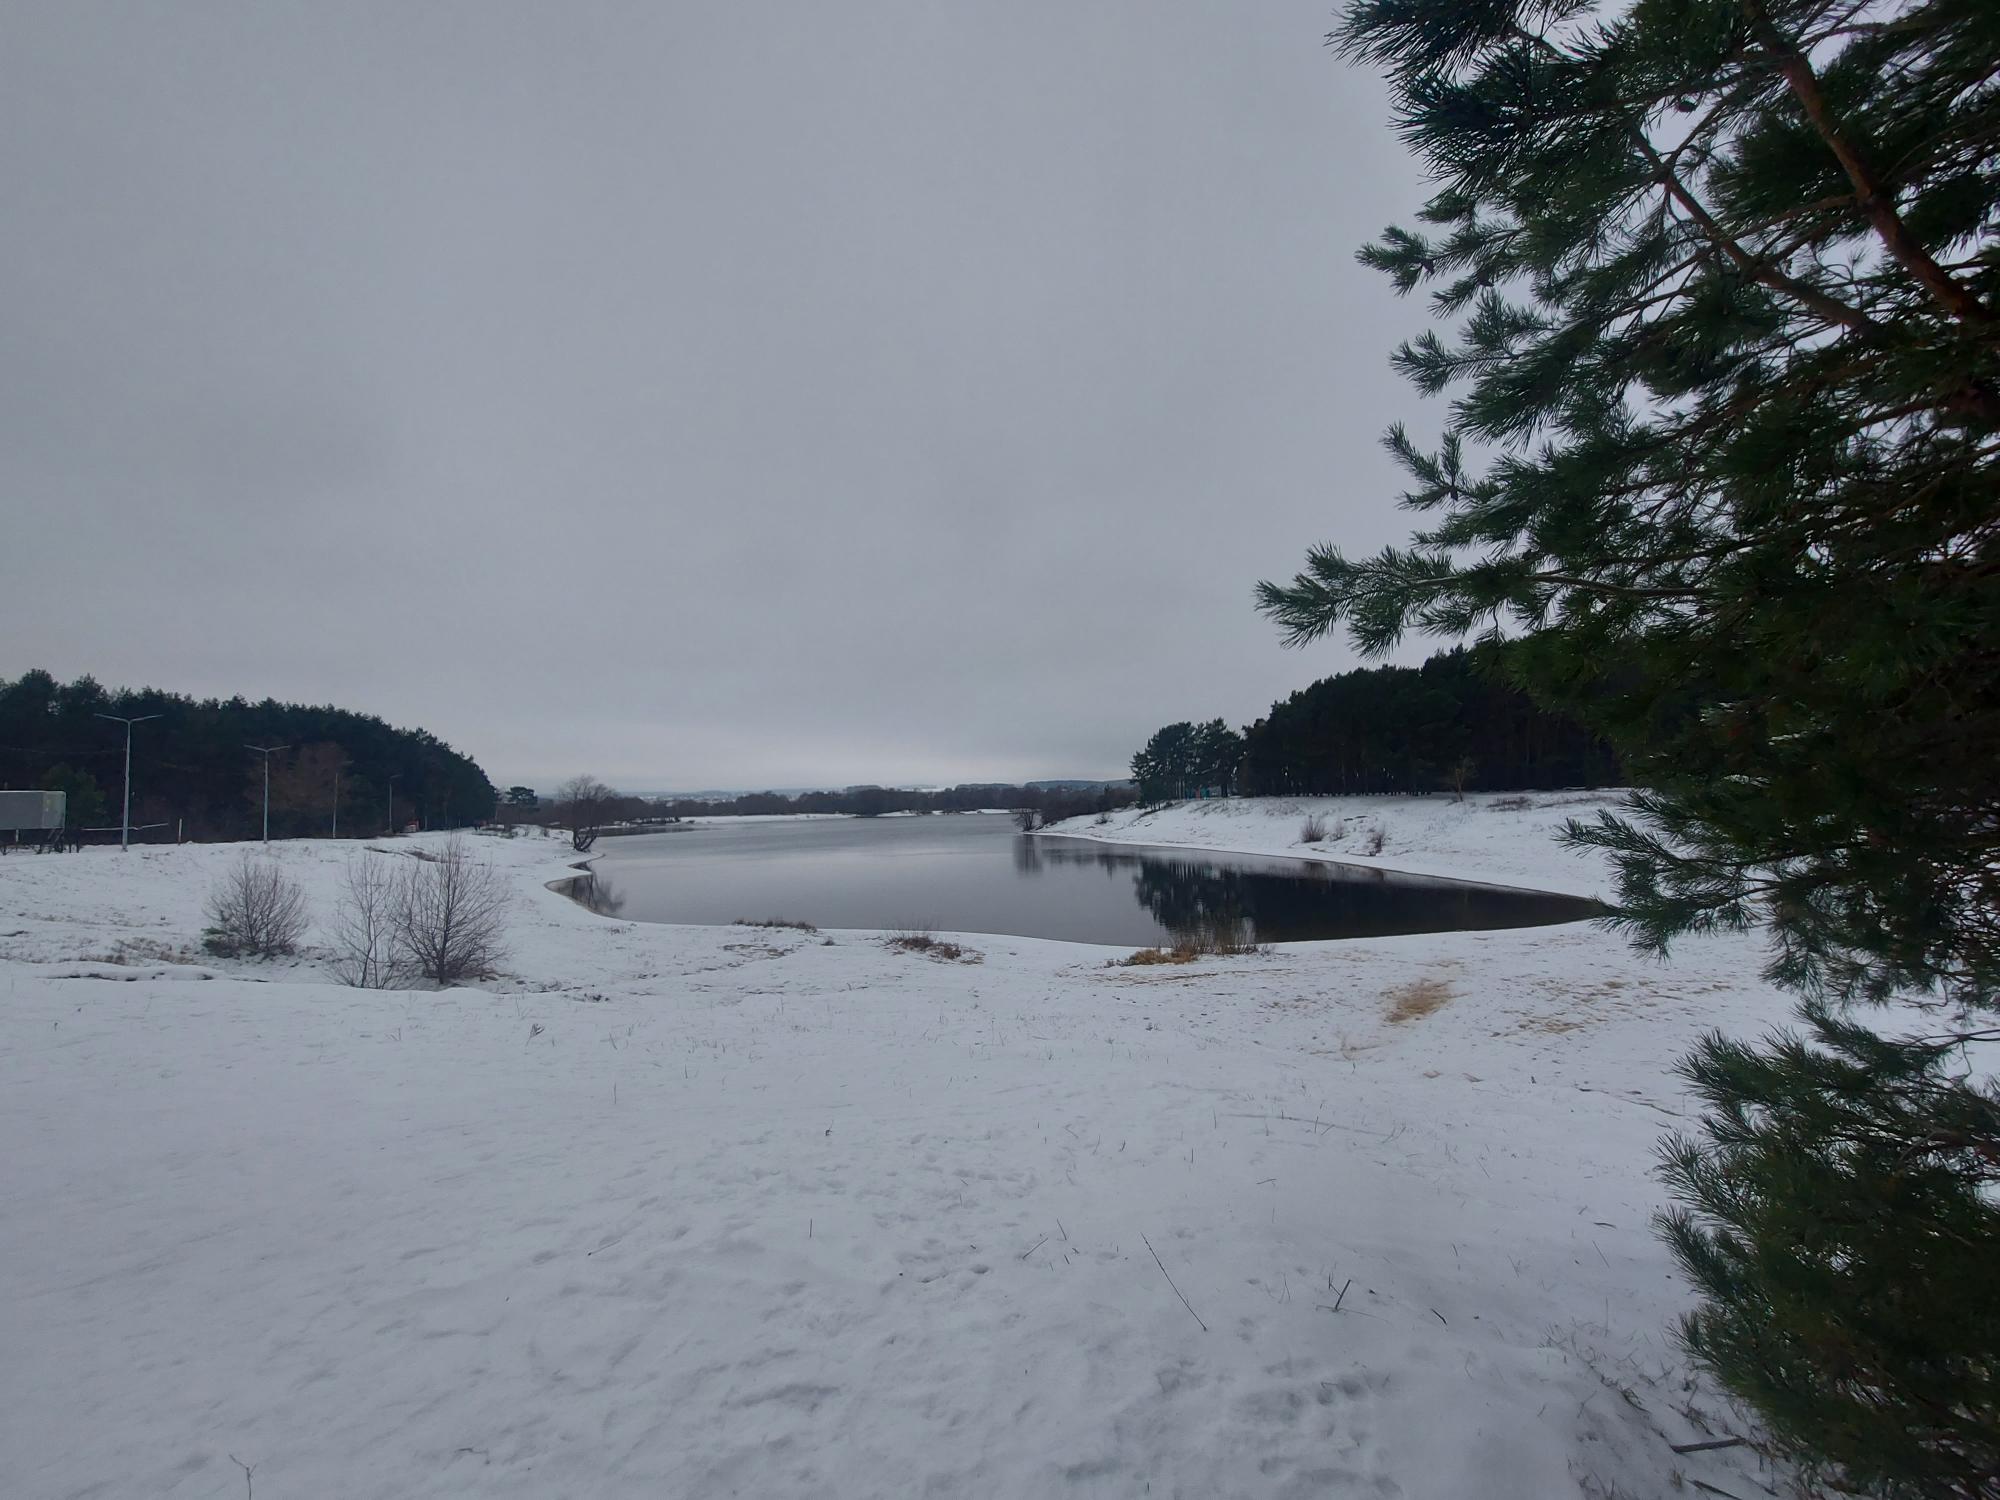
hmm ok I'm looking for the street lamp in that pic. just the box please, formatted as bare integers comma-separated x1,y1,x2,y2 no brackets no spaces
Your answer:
331,756,354,838
94,712,162,851
386,771,402,837
245,744,287,842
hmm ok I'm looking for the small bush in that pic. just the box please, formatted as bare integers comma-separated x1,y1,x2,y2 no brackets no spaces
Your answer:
331,853,400,987
203,854,309,958
1300,814,1327,843
392,837,509,982
1488,795,1533,812
735,917,818,933
1363,824,1386,856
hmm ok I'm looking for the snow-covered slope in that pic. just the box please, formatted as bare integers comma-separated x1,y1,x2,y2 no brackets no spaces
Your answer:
1043,790,1629,900
1,828,1790,1499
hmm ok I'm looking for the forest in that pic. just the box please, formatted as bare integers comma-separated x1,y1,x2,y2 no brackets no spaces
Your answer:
1137,646,1619,802
0,670,497,842
1238,647,1617,796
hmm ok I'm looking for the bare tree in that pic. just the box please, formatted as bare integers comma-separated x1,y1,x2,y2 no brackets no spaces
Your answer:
1447,757,1476,803
204,853,309,958
554,774,617,852
330,852,399,987
392,837,509,982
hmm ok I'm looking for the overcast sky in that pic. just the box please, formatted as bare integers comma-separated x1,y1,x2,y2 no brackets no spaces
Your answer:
3,2,1438,792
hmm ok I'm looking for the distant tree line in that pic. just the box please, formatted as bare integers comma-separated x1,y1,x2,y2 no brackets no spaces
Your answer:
0,669,497,842
500,778,1137,830
1134,646,1618,804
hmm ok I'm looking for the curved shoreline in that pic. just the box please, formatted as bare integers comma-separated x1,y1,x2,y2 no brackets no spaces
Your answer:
545,815,1603,942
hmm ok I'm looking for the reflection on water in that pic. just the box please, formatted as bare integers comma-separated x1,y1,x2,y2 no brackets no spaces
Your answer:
562,815,1601,947
561,873,626,917
1033,838,1594,946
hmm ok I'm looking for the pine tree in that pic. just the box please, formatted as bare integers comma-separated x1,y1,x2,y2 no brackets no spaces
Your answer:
1131,722,1200,803
1257,0,2000,1488
1659,1006,2000,1497
1192,719,1245,797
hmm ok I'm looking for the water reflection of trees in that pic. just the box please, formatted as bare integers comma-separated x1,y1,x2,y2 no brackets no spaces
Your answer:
564,874,627,918
1035,842,1280,944
1032,838,1599,943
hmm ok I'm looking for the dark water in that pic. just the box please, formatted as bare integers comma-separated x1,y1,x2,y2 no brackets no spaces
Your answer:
563,814,1600,947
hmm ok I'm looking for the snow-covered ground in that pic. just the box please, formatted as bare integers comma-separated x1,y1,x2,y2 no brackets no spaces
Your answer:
1,806,1795,1499
1040,790,1626,900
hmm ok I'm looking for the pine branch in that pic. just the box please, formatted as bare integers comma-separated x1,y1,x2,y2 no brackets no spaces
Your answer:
1632,133,1886,342
1740,0,2000,335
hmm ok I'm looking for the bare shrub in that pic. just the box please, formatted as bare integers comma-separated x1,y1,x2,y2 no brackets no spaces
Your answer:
392,837,509,982
734,917,818,933
1363,823,1386,856
1488,794,1533,812
331,852,400,987
203,853,309,958
1447,757,1476,802
1014,807,1043,832
1299,813,1327,843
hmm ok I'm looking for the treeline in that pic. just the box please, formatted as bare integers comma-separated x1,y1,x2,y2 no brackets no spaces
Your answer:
506,780,1136,827
0,670,497,842
1136,646,1618,801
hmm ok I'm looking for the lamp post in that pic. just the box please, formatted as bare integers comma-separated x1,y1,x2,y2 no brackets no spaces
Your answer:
94,712,162,851
245,744,287,842
331,756,353,839
386,772,402,837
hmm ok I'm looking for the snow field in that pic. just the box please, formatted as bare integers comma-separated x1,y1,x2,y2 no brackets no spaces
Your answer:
2,808,1792,1498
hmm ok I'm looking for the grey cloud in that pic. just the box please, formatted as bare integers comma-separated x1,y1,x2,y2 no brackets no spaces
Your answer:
3,1,1434,791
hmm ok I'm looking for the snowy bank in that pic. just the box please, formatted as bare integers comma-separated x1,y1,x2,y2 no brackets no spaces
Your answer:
1041,790,1629,901
1,829,1792,1498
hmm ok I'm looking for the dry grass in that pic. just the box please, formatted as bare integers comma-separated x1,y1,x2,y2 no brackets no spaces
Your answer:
1384,976,1454,1023
884,931,982,963
734,917,818,933
1114,930,1265,967
89,936,204,967
1117,945,1203,966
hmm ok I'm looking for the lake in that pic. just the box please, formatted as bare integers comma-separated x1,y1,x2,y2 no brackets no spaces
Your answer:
561,814,1601,947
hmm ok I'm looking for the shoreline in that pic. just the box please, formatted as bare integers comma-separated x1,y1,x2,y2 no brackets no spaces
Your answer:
1035,790,1624,903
